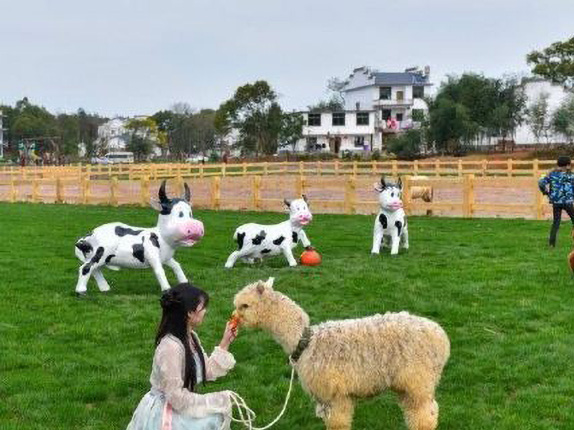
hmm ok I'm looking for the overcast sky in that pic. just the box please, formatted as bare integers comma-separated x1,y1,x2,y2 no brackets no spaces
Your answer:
0,0,572,117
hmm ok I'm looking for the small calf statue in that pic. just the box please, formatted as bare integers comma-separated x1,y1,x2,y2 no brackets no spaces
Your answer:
372,176,409,255
74,180,204,296
225,195,313,268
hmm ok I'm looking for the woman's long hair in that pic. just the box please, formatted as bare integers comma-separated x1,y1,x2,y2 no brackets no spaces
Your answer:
156,283,209,392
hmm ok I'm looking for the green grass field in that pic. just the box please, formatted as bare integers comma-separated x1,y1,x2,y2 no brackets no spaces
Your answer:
1,202,574,430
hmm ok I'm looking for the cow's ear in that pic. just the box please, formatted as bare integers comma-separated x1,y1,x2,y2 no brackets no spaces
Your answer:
284,198,292,209
150,198,163,212
373,182,384,193
302,194,308,204
182,183,191,202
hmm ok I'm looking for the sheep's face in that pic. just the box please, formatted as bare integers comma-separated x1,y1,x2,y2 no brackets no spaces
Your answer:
233,278,275,328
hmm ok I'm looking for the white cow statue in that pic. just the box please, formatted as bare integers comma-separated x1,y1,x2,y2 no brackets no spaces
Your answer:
74,180,204,296
225,195,313,268
371,176,409,255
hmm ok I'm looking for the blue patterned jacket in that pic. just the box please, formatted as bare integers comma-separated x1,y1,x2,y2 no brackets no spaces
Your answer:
538,170,574,204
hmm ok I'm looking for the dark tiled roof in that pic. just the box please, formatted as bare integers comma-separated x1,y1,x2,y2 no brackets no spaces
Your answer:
374,72,430,85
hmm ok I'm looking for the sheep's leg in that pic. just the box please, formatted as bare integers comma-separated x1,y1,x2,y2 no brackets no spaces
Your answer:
399,393,439,430
323,398,354,430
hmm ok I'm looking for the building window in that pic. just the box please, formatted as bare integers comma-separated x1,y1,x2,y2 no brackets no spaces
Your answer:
412,109,425,121
332,112,345,126
396,113,404,122
381,109,392,120
354,136,365,147
396,91,404,101
307,113,321,126
356,112,369,126
413,86,424,99
379,87,391,100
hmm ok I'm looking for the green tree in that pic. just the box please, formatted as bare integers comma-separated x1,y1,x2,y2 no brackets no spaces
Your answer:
527,36,574,88
215,81,283,156
387,129,423,160
125,117,158,161
428,98,478,154
527,92,552,143
552,95,574,143
279,112,304,151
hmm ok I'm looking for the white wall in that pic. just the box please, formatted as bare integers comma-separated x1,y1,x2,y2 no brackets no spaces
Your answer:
515,81,571,145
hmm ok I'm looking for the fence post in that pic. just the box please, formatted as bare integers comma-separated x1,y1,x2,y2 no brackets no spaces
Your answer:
507,158,513,177
482,159,487,177
211,176,221,210
140,176,150,207
10,179,17,202
200,164,204,179
318,160,322,176
392,160,398,177
242,162,247,176
222,163,226,177
372,160,377,174
299,161,304,176
110,176,119,206
533,159,540,177
414,160,419,176
32,178,40,203
252,175,261,211
55,178,64,203
264,162,268,176
463,174,475,218
353,160,358,177
81,174,89,204
458,159,463,177
176,171,184,196
435,159,440,177
403,175,411,215
296,175,306,197
335,159,340,176
344,176,356,214
534,176,544,220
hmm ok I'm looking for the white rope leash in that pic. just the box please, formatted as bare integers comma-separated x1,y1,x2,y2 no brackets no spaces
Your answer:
226,365,296,430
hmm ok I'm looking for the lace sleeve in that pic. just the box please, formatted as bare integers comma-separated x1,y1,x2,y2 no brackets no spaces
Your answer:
155,337,231,418
204,346,236,381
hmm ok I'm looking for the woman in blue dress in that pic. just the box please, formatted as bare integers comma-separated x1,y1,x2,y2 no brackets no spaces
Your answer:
127,283,237,430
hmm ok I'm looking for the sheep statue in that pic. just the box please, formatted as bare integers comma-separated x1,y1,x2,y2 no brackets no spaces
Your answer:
233,278,450,430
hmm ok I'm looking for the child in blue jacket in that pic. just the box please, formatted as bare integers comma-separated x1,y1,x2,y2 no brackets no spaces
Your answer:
538,155,574,247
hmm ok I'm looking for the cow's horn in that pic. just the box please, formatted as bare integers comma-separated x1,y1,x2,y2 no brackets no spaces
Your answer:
183,183,191,202
284,198,292,207
380,176,387,189
159,180,169,203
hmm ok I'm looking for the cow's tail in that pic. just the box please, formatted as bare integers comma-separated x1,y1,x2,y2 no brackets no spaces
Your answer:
74,235,94,263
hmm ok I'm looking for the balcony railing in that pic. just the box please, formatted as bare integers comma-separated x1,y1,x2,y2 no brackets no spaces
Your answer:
374,98,414,106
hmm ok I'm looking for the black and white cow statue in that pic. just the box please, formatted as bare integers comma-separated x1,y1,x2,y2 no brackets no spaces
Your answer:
371,176,409,256
74,181,204,296
224,195,313,268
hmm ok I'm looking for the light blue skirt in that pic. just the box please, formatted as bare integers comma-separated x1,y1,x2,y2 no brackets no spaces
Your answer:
126,390,225,430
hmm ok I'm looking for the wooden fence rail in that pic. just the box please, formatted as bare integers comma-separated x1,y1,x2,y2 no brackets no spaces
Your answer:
0,158,558,181
0,174,552,220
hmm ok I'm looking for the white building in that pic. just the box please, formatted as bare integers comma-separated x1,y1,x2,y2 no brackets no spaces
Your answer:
296,66,432,154
515,79,571,145
95,116,162,156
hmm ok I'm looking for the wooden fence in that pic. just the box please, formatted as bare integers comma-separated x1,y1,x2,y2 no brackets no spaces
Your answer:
0,159,560,181
0,174,552,220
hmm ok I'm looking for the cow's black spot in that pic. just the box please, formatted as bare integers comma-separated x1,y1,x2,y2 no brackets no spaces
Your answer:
292,232,299,243
105,254,115,264
92,247,104,263
395,220,402,237
261,249,272,254
252,230,267,245
273,236,285,246
236,232,246,250
75,240,92,257
81,247,105,275
160,198,188,215
379,213,388,229
132,239,145,263
150,233,160,248
115,226,143,237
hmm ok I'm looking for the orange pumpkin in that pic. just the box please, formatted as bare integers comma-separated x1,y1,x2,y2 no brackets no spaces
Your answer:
301,248,322,266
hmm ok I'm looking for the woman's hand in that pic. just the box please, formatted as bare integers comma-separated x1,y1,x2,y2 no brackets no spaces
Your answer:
219,321,238,351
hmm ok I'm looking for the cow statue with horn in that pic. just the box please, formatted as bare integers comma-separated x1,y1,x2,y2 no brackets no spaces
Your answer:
372,176,409,256
225,195,313,268
73,180,204,296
